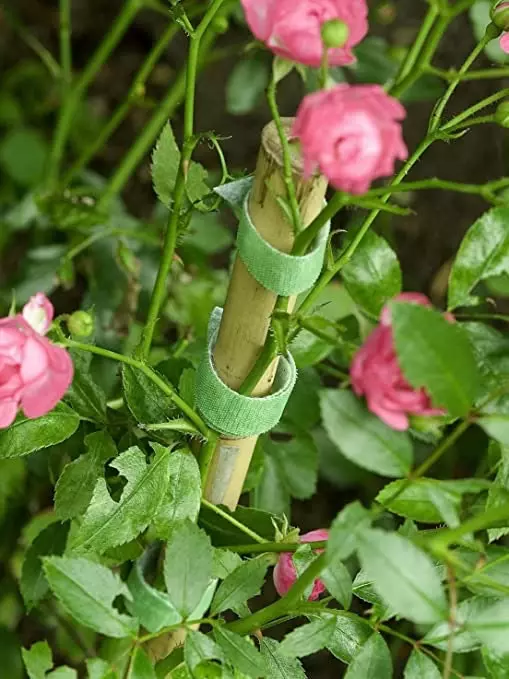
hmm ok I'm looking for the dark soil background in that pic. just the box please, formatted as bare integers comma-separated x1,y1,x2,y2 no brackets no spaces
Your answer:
0,1,507,676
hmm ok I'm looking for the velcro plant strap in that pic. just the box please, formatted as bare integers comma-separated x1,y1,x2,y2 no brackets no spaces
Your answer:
196,307,297,438
215,178,331,296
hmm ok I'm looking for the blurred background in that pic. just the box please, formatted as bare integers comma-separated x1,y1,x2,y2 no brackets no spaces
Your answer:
0,1,507,676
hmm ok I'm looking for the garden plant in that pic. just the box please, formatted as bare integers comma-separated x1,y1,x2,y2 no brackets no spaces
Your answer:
3,0,509,677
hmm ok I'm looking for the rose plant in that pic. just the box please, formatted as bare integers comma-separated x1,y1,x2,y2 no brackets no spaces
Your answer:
1,1,509,678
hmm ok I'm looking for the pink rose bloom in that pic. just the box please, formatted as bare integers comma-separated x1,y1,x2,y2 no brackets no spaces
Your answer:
494,2,509,52
0,294,73,428
273,529,328,600
240,0,368,67
351,293,445,431
292,85,408,195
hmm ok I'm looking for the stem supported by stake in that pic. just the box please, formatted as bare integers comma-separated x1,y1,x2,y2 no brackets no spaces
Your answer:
201,120,327,510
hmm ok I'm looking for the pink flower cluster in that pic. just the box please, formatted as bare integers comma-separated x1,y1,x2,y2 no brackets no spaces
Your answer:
351,294,445,431
0,294,73,428
240,0,408,194
273,529,329,600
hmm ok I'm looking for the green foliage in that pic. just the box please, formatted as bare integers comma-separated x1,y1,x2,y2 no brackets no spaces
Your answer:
70,444,172,554
341,230,402,317
211,555,270,615
344,634,392,679
391,302,480,417
280,617,336,658
321,390,413,477
43,557,138,638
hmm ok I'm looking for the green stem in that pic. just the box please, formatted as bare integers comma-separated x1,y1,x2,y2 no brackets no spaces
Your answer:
442,88,509,131
64,227,158,261
48,0,140,185
64,20,178,185
228,540,326,554
293,191,346,255
198,430,218,486
297,137,433,319
430,501,509,548
62,338,209,437
362,177,506,201
59,0,72,96
429,26,499,132
200,498,266,544
3,7,60,78
428,65,509,81
391,4,439,86
390,14,450,98
266,77,302,233
228,553,327,635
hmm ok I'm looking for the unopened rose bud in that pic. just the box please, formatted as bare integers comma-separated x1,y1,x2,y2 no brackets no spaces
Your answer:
496,101,509,127
491,1,509,31
273,530,328,600
211,15,229,34
68,311,94,337
22,293,54,336
321,19,349,49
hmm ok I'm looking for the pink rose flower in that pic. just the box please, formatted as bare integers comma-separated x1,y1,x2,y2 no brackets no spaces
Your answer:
240,0,368,67
0,294,73,428
273,529,328,600
292,85,408,195
350,293,445,431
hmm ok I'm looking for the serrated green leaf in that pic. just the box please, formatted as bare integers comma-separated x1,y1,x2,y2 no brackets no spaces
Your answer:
126,647,156,679
321,390,413,477
65,352,107,423
211,556,269,616
328,501,371,561
0,405,79,459
186,162,209,205
87,658,118,679
483,647,509,679
480,416,509,446
322,553,352,609
403,650,440,678
226,59,270,115
357,529,448,624
213,627,265,678
47,668,77,679
488,447,509,542
376,478,490,523
22,641,53,679
251,452,290,517
352,570,395,620
21,521,70,610
344,634,392,679
260,638,306,679
152,123,180,206
164,520,213,618
153,449,201,540
263,434,318,500
43,556,137,638
280,617,336,658
326,612,373,664
122,365,176,425
391,302,479,417
184,630,223,671
449,207,509,309
55,431,117,521
213,549,244,580
70,444,171,554
424,596,489,653
341,231,402,317
469,599,509,654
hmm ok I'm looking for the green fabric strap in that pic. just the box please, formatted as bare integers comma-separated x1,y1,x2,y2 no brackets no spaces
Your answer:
215,177,331,296
196,307,297,439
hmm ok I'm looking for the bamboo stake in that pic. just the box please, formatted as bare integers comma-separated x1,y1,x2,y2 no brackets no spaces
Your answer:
204,119,327,510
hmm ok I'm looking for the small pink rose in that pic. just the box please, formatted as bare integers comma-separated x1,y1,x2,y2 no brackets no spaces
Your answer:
350,294,446,431
273,529,329,601
501,32,509,53
22,293,54,335
240,0,368,67
292,85,408,195
0,311,73,428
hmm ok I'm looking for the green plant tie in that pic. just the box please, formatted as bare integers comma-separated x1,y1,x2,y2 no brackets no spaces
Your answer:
196,307,297,438
215,178,331,296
